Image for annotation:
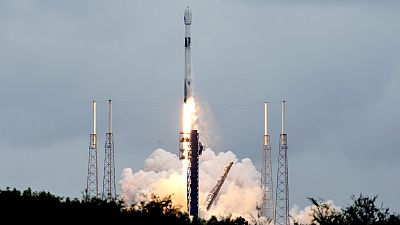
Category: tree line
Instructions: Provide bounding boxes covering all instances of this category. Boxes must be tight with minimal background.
[294,194,400,225]
[1,187,399,225]
[0,187,248,224]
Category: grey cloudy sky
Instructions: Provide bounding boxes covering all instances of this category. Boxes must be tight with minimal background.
[0,0,399,212]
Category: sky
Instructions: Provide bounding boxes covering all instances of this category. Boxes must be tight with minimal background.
[0,0,399,213]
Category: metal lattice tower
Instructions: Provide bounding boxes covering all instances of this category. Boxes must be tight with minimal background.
[103,100,116,200]
[261,102,274,220]
[274,100,289,225]
[86,101,98,198]
[204,161,233,211]
[180,130,203,217]
[187,130,203,217]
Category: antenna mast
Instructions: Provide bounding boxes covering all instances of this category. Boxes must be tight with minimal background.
[274,100,289,225]
[261,102,274,220]
[86,101,99,198]
[103,99,116,199]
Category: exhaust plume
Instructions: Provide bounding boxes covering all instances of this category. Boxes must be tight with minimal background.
[120,148,262,221]
[290,200,340,225]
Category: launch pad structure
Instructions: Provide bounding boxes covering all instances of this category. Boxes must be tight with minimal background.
[86,101,98,198]
[179,130,204,217]
[204,161,234,211]
[260,102,274,220]
[274,101,289,225]
[86,100,117,200]
[103,100,116,200]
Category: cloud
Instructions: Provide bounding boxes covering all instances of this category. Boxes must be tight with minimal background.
[120,148,262,221]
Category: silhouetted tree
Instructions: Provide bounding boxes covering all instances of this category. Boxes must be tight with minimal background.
[0,187,250,224]
[295,194,400,225]
[295,197,343,225]
[343,194,400,225]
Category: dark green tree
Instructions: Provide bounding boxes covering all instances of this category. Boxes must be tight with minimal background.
[294,194,400,225]
[0,187,250,225]
[293,197,343,225]
[343,194,400,225]
[309,197,343,225]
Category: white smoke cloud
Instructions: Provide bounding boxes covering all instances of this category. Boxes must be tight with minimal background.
[290,204,314,225]
[290,200,341,225]
[120,148,262,222]
[194,97,223,151]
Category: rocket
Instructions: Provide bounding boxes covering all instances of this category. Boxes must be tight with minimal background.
[184,6,192,103]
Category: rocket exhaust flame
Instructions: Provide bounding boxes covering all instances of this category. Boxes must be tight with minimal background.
[179,97,196,198]
[180,98,196,157]
[183,97,196,133]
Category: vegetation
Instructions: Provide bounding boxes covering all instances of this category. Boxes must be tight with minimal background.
[1,187,399,225]
[0,187,248,224]
[294,194,400,225]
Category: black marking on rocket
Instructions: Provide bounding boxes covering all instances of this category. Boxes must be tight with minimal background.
[185,37,191,47]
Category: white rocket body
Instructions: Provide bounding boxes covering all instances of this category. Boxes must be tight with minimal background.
[184,6,192,103]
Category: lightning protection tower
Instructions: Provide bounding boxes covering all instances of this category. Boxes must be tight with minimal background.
[274,100,289,225]
[103,100,116,200]
[261,102,274,220]
[86,101,99,198]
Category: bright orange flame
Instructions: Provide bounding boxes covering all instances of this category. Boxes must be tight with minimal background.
[183,97,196,133]
[182,97,196,159]
[181,97,196,187]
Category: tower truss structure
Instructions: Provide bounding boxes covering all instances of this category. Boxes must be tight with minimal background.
[179,130,203,217]
[204,161,233,211]
[103,100,116,200]
[86,101,98,198]
[274,100,289,225]
[261,102,274,220]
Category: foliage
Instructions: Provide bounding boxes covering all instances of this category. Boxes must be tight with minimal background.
[294,194,400,225]
[4,187,398,225]
[307,197,343,225]
[0,187,249,225]
[343,194,400,225]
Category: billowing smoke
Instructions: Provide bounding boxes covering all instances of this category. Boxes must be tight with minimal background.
[120,148,262,221]
[290,200,340,225]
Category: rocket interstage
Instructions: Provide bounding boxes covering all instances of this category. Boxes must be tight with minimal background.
[184,6,192,103]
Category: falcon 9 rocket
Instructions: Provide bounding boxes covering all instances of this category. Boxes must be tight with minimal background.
[184,6,192,103]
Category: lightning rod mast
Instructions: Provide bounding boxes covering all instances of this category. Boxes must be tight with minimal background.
[103,99,116,200]
[261,102,274,220]
[86,101,99,198]
[274,100,289,225]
